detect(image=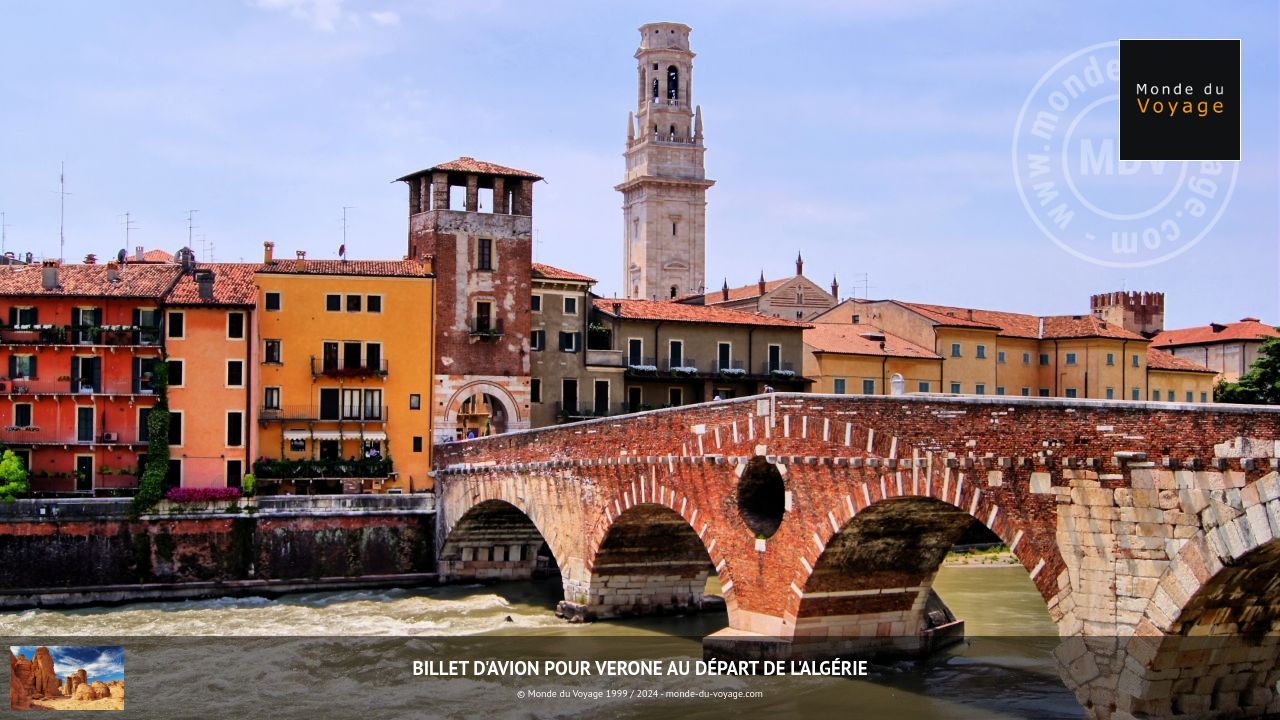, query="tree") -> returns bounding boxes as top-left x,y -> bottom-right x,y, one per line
132,361 -> 170,513
1215,334 -> 1280,405
0,449 -> 29,503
